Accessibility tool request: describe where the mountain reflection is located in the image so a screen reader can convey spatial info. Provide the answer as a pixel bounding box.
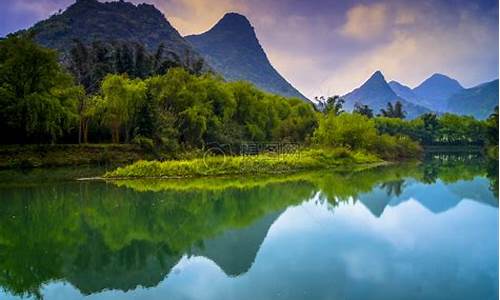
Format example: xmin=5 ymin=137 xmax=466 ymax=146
xmin=0 ymin=154 xmax=497 ymax=298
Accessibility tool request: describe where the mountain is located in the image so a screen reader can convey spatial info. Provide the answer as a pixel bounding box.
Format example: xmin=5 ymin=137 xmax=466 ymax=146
xmin=186 ymin=13 xmax=308 ymax=101
xmin=388 ymin=81 xmax=421 ymax=105
xmin=193 ymin=211 xmax=281 ymax=277
xmin=412 ymin=73 xmax=464 ymax=111
xmin=343 ymin=71 xmax=430 ymax=119
xmin=23 ymin=0 xmax=207 ymax=70
xmin=358 ymin=177 xmax=498 ymax=218
xmin=445 ymin=79 xmax=499 ymax=119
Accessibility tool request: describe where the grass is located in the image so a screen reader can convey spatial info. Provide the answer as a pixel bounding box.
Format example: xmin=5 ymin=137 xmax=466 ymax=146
xmin=104 ymin=147 xmax=383 ymax=178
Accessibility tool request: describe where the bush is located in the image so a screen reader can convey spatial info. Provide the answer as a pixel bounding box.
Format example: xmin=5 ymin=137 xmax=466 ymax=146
xmin=313 ymin=113 xmax=378 ymax=150
xmin=131 ymin=135 xmax=155 ymax=152
xmin=370 ymin=134 xmax=422 ymax=160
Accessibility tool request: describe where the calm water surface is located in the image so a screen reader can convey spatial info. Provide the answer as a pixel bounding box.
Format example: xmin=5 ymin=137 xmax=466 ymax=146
xmin=0 ymin=154 xmax=498 ymax=300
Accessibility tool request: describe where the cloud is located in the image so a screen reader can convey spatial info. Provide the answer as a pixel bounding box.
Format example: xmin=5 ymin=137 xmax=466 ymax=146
xmin=144 ymin=0 xmax=247 ymax=35
xmin=340 ymin=3 xmax=388 ymax=40
xmin=11 ymin=0 xmax=69 ymax=17
xmin=320 ymin=7 xmax=499 ymax=95
xmin=395 ymin=8 xmax=416 ymax=25
xmin=0 ymin=0 xmax=497 ymax=99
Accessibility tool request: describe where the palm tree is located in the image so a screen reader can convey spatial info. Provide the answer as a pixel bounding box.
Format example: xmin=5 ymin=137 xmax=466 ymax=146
xmin=488 ymin=106 xmax=499 ymax=124
xmin=379 ymin=101 xmax=406 ymax=119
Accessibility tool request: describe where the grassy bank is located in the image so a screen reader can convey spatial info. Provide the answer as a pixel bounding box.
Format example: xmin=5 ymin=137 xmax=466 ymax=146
xmin=104 ymin=147 xmax=384 ymax=178
xmin=0 ymin=144 xmax=150 ymax=169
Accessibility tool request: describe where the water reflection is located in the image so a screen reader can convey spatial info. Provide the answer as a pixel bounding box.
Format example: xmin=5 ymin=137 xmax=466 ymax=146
xmin=0 ymin=154 xmax=497 ymax=299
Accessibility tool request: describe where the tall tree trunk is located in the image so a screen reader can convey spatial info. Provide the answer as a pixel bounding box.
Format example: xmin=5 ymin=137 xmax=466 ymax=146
xmin=83 ymin=119 xmax=89 ymax=144
xmin=125 ymin=126 xmax=130 ymax=143
xmin=112 ymin=126 xmax=120 ymax=144
xmin=78 ymin=118 xmax=83 ymax=144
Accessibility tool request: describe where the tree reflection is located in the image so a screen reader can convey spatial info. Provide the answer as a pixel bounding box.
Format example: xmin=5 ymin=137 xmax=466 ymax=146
xmin=0 ymin=152 xmax=497 ymax=298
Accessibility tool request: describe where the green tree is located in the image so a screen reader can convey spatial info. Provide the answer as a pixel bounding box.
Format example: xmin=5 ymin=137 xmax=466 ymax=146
xmin=420 ymin=113 xmax=439 ymax=144
xmin=486 ymin=106 xmax=499 ymax=146
xmin=0 ymin=35 xmax=80 ymax=144
xmin=100 ymin=74 xmax=146 ymax=143
xmin=313 ymin=113 xmax=378 ymax=150
xmin=316 ymin=95 xmax=344 ymax=116
xmin=353 ymin=102 xmax=374 ymax=118
xmin=379 ymin=101 xmax=406 ymax=119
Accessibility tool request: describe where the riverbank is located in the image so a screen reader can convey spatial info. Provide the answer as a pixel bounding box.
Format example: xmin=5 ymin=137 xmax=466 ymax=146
xmin=103 ymin=148 xmax=386 ymax=179
xmin=0 ymin=144 xmax=150 ymax=169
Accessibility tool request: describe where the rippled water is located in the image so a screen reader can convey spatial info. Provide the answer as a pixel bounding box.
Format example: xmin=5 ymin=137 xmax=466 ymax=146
xmin=0 ymin=153 xmax=498 ymax=300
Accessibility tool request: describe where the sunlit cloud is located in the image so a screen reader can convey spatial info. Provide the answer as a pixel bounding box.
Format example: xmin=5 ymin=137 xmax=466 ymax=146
xmin=340 ymin=3 xmax=389 ymax=40
xmin=144 ymin=0 xmax=247 ymax=35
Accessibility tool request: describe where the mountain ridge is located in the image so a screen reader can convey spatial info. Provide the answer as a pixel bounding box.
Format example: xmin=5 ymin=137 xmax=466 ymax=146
xmin=21 ymin=0 xmax=209 ymax=71
xmin=186 ymin=13 xmax=309 ymax=101
xmin=389 ymin=74 xmax=498 ymax=118
xmin=445 ymin=79 xmax=499 ymax=119
xmin=343 ymin=70 xmax=430 ymax=118
xmin=412 ymin=73 xmax=464 ymax=111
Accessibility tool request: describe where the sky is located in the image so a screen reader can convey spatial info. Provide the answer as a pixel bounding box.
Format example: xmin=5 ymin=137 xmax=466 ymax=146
xmin=1 ymin=0 xmax=498 ymax=97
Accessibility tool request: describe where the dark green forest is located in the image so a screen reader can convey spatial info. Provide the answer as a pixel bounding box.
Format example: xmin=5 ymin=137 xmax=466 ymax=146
xmin=0 ymin=35 xmax=497 ymax=158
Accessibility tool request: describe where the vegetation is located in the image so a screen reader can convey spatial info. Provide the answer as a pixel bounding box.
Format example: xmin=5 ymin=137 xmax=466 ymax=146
xmin=0 ymin=35 xmax=82 ymax=144
xmin=1 ymin=35 xmax=317 ymax=151
xmin=104 ymin=148 xmax=382 ymax=178
xmin=0 ymin=144 xmax=149 ymax=169
xmin=353 ymin=102 xmax=374 ymax=118
xmin=379 ymin=101 xmax=406 ymax=119
xmin=312 ymin=113 xmax=422 ymax=160
xmin=375 ymin=109 xmax=498 ymax=146
xmin=0 ymin=35 xmax=497 ymax=173
xmin=68 ymin=40 xmax=199 ymax=94
xmin=316 ymin=95 xmax=345 ymax=115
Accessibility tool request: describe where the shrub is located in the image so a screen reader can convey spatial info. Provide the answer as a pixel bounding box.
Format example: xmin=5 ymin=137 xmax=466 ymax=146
xmin=370 ymin=134 xmax=422 ymax=160
xmin=131 ymin=135 xmax=154 ymax=152
xmin=313 ymin=113 xmax=378 ymax=150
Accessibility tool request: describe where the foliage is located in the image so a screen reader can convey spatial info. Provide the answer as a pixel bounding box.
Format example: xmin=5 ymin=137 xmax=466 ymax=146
xmin=104 ymin=148 xmax=381 ymax=178
xmin=0 ymin=35 xmax=318 ymax=149
xmin=68 ymin=40 xmax=189 ymax=94
xmin=353 ymin=102 xmax=374 ymax=118
xmin=0 ymin=35 xmax=81 ymax=143
xmin=375 ymin=111 xmax=493 ymax=146
xmin=0 ymin=144 xmax=149 ymax=169
xmin=313 ymin=113 xmax=378 ymax=150
xmin=485 ymin=106 xmax=499 ymax=146
xmin=312 ymin=112 xmax=422 ymax=160
xmin=379 ymin=101 xmax=406 ymax=119
xmin=316 ymin=95 xmax=344 ymax=116
xmin=99 ymin=74 xmax=147 ymax=143
xmin=0 ymin=34 xmax=495 ymax=168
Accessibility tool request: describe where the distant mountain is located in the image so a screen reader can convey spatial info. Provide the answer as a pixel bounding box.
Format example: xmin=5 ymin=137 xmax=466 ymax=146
xmin=388 ymin=81 xmax=421 ymax=105
xmin=23 ymin=0 xmax=208 ymax=71
xmin=412 ymin=73 xmax=464 ymax=111
xmin=186 ymin=13 xmax=308 ymax=101
xmin=343 ymin=71 xmax=430 ymax=119
xmin=358 ymin=177 xmax=498 ymax=218
xmin=446 ymin=79 xmax=499 ymax=119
